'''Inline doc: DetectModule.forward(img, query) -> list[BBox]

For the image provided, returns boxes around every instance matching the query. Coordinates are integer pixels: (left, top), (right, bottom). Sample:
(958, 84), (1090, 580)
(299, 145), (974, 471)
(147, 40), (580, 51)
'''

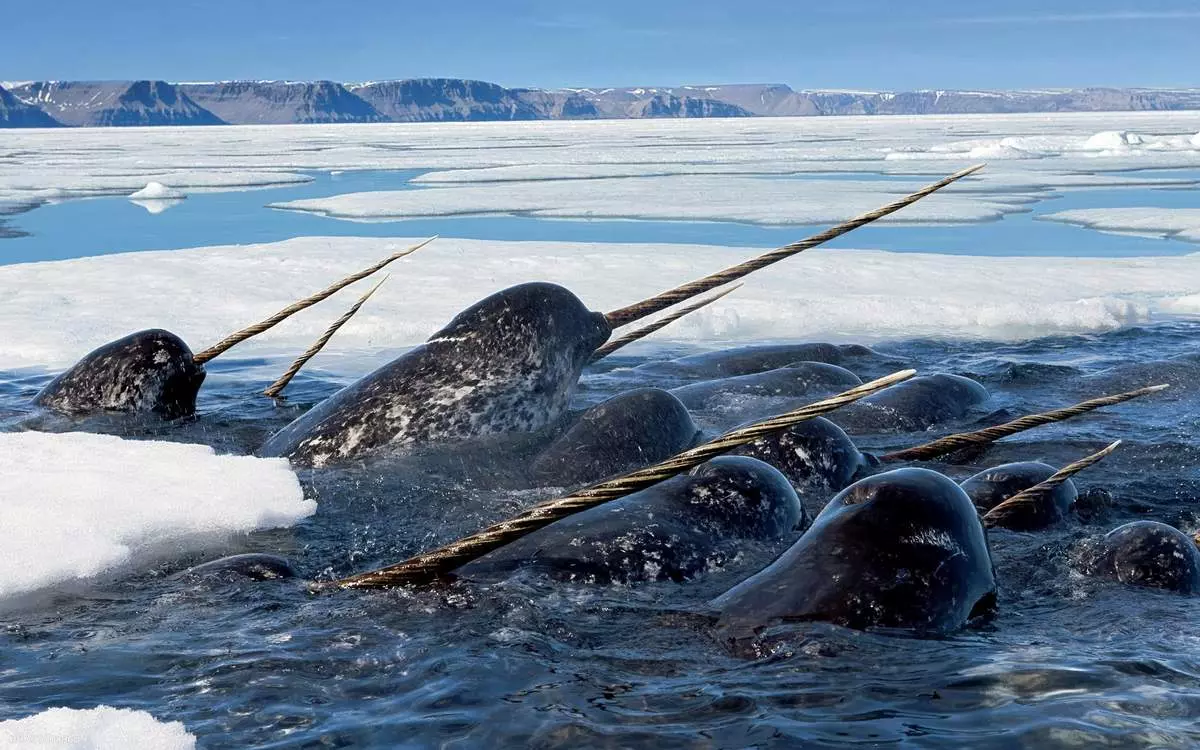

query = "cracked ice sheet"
(2, 111), (1200, 202)
(1041, 208), (1200, 244)
(1, 236), (1198, 373)
(268, 176), (1036, 225)
(0, 431), (312, 600)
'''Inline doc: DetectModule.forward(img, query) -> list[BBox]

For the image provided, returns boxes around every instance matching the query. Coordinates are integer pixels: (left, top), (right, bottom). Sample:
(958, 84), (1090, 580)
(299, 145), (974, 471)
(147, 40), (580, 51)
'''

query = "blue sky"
(2, 0), (1196, 89)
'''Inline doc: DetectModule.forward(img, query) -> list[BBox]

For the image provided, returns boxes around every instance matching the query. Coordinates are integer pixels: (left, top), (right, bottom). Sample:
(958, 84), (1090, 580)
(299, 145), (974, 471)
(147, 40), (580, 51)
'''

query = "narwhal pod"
(831, 373), (990, 433)
(960, 462), (1077, 531)
(632, 343), (877, 380)
(711, 468), (996, 636)
(34, 329), (206, 419)
(669, 362), (863, 413)
(1075, 521), (1200, 594)
(530, 388), (701, 487)
(459, 456), (806, 584)
(261, 283), (611, 467)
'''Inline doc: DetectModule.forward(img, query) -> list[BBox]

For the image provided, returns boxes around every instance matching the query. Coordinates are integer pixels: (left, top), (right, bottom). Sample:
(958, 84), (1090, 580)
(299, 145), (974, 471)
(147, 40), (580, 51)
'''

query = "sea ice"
(0, 706), (195, 750)
(1041, 208), (1200, 244)
(0, 431), (312, 600)
(0, 236), (1197, 373)
(128, 181), (187, 200)
(269, 176), (1031, 225)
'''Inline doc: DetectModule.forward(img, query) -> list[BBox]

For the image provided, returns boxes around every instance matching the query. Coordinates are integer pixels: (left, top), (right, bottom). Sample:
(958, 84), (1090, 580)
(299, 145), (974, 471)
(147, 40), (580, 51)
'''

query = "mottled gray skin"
(633, 343), (857, 380)
(259, 283), (610, 467)
(961, 461), (1077, 531)
(531, 388), (700, 487)
(1080, 521), (1200, 594)
(179, 553), (298, 582)
(730, 417), (868, 507)
(669, 362), (862, 412)
(713, 468), (997, 636)
(461, 456), (806, 584)
(833, 374), (990, 433)
(33, 329), (205, 419)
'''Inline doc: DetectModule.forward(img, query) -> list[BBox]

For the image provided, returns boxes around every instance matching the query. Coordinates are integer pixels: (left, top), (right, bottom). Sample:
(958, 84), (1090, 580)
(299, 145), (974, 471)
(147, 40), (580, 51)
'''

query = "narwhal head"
(34, 329), (206, 419)
(32, 239), (434, 420)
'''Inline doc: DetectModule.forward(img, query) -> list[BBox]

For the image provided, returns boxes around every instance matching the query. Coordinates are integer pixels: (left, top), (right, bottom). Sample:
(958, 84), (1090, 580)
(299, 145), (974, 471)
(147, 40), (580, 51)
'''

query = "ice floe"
(269, 176), (1033, 225)
(1042, 208), (1200, 244)
(0, 706), (194, 750)
(0, 431), (312, 600)
(0, 236), (1197, 372)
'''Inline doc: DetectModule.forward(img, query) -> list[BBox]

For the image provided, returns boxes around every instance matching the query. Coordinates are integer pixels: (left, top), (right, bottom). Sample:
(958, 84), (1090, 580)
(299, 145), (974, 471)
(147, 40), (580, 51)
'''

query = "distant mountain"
(179, 81), (386, 124)
(0, 85), (61, 127)
(4, 79), (1200, 127)
(350, 79), (544, 122)
(9, 80), (222, 126)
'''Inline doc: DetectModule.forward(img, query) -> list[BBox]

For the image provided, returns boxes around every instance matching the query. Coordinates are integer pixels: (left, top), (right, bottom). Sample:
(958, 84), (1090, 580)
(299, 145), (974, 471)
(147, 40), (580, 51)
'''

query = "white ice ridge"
(269, 176), (1033, 225)
(0, 706), (195, 750)
(128, 181), (187, 200)
(0, 236), (1198, 371)
(1041, 208), (1200, 244)
(0, 432), (313, 600)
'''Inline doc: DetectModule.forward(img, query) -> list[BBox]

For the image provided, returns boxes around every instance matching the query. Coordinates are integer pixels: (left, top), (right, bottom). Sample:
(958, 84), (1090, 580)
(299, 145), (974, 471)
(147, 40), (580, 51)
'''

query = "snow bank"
(128, 181), (186, 200)
(0, 236), (1197, 372)
(0, 432), (313, 599)
(0, 707), (194, 750)
(1042, 208), (1200, 243)
(270, 176), (1030, 225)
(887, 126), (1200, 167)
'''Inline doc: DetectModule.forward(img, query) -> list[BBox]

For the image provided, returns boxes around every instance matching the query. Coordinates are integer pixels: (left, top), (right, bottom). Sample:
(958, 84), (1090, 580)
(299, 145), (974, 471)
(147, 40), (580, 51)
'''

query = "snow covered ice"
(0, 707), (195, 750)
(1, 236), (1198, 373)
(0, 431), (313, 600)
(1042, 208), (1200, 244)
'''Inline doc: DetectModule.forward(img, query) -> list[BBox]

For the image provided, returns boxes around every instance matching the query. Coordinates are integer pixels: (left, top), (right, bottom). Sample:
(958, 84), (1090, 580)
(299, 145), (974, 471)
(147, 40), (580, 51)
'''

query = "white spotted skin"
(461, 456), (804, 584)
(713, 468), (996, 636)
(34, 329), (205, 419)
(260, 283), (610, 467)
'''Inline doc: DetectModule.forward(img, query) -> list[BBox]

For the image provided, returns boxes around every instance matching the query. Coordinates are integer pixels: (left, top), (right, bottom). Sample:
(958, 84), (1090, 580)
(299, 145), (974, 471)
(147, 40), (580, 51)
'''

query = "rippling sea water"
(3, 321), (1200, 748)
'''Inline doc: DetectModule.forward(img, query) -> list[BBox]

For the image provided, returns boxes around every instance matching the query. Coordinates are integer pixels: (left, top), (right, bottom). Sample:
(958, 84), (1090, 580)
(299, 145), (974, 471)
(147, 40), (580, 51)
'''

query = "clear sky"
(2, 0), (1196, 90)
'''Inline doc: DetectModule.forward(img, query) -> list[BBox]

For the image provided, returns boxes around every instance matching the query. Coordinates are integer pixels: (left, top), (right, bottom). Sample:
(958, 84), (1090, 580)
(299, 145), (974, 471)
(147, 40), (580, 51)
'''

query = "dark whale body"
(260, 283), (611, 467)
(461, 456), (806, 584)
(1079, 521), (1200, 594)
(34, 329), (205, 419)
(960, 461), (1077, 531)
(633, 343), (866, 380)
(731, 416), (868, 510)
(832, 373), (990, 433)
(531, 388), (700, 487)
(669, 362), (862, 413)
(180, 553), (298, 583)
(712, 468), (996, 636)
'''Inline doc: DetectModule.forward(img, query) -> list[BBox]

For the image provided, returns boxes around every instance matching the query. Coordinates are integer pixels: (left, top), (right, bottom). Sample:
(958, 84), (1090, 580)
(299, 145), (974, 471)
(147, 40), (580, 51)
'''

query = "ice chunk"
(1082, 130), (1145, 150)
(0, 706), (194, 750)
(128, 181), (186, 200)
(0, 432), (313, 599)
(1042, 208), (1200, 243)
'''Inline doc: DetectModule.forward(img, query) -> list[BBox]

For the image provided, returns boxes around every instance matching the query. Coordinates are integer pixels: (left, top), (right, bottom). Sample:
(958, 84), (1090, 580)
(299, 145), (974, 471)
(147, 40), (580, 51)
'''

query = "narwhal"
(261, 166), (984, 467)
(32, 238), (434, 419)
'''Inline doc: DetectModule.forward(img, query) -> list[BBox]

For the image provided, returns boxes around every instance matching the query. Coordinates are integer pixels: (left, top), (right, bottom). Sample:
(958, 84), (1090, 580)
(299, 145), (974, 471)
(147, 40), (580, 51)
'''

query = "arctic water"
(2, 113), (1200, 747)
